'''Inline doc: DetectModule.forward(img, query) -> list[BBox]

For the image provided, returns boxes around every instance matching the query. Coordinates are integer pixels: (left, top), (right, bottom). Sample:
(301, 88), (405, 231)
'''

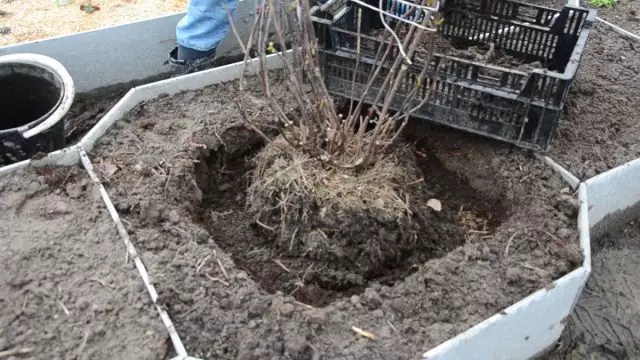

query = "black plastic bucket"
(0, 54), (74, 166)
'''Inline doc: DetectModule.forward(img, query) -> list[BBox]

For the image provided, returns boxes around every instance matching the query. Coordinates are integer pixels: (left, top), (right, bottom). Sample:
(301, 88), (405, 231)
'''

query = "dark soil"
(527, 0), (640, 356)
(380, 0), (640, 180)
(545, 214), (640, 360)
(58, 53), (278, 146)
(545, 0), (640, 179)
(198, 140), (499, 307)
(64, 89), (127, 143)
(90, 73), (582, 359)
(370, 25), (545, 73)
(0, 167), (168, 359)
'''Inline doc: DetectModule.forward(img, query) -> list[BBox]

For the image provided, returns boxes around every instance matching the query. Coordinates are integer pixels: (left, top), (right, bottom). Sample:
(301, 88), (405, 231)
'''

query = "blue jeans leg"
(176, 0), (239, 52)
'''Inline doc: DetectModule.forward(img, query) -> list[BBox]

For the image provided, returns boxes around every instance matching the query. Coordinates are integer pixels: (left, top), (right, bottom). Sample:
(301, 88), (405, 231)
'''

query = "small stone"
(65, 183), (84, 199)
(248, 299), (270, 317)
(556, 194), (580, 218)
(426, 198), (442, 212)
(195, 228), (210, 243)
(372, 309), (384, 318)
(167, 210), (181, 224)
(27, 181), (42, 194)
(563, 243), (583, 265)
(0, 337), (7, 350)
(280, 303), (295, 316)
(350, 295), (361, 305)
(378, 325), (392, 338)
(480, 245), (491, 260)
(304, 308), (327, 324)
(505, 267), (520, 283)
(560, 187), (571, 194)
(363, 288), (382, 309)
(50, 201), (71, 214)
(556, 228), (573, 239)
(344, 273), (365, 286)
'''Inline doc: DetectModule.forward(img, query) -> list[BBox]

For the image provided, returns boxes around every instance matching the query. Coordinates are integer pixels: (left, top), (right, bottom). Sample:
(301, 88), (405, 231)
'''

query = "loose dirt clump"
(90, 72), (583, 359)
(0, 166), (167, 360)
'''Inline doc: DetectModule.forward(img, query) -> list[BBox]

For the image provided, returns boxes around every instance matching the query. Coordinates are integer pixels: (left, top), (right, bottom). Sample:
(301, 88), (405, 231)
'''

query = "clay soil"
(89, 73), (582, 359)
(0, 166), (168, 359)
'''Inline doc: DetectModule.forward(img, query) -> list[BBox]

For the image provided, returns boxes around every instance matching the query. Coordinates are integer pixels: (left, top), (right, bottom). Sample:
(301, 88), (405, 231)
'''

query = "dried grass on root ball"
(248, 136), (416, 235)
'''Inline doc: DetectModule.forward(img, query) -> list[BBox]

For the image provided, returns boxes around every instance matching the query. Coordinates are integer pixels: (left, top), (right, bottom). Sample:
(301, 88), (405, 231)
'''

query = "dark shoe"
(167, 45), (217, 76)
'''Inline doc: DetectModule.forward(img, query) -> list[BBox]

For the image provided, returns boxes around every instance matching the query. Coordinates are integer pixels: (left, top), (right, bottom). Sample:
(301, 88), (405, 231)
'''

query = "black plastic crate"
(311, 0), (596, 151)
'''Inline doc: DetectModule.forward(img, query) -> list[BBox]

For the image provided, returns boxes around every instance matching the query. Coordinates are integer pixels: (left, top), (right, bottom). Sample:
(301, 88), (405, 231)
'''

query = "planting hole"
(192, 129), (506, 307)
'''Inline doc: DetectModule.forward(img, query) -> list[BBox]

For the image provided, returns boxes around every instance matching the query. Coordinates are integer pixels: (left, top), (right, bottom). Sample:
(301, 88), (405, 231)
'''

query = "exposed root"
(458, 206), (493, 243)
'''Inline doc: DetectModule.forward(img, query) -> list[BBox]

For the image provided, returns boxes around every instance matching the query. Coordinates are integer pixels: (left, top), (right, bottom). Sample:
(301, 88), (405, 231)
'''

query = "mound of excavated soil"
(0, 166), (167, 359)
(89, 72), (581, 359)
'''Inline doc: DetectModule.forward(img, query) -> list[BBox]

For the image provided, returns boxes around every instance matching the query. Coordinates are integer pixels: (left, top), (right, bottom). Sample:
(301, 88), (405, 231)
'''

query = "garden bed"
(88, 73), (582, 359)
(365, 0), (640, 180)
(0, 166), (167, 359)
(546, 0), (640, 179)
(548, 213), (640, 359)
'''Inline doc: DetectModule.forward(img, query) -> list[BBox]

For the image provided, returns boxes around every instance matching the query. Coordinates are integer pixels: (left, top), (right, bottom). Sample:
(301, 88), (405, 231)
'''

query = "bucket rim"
(0, 53), (75, 139)
(0, 63), (66, 136)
